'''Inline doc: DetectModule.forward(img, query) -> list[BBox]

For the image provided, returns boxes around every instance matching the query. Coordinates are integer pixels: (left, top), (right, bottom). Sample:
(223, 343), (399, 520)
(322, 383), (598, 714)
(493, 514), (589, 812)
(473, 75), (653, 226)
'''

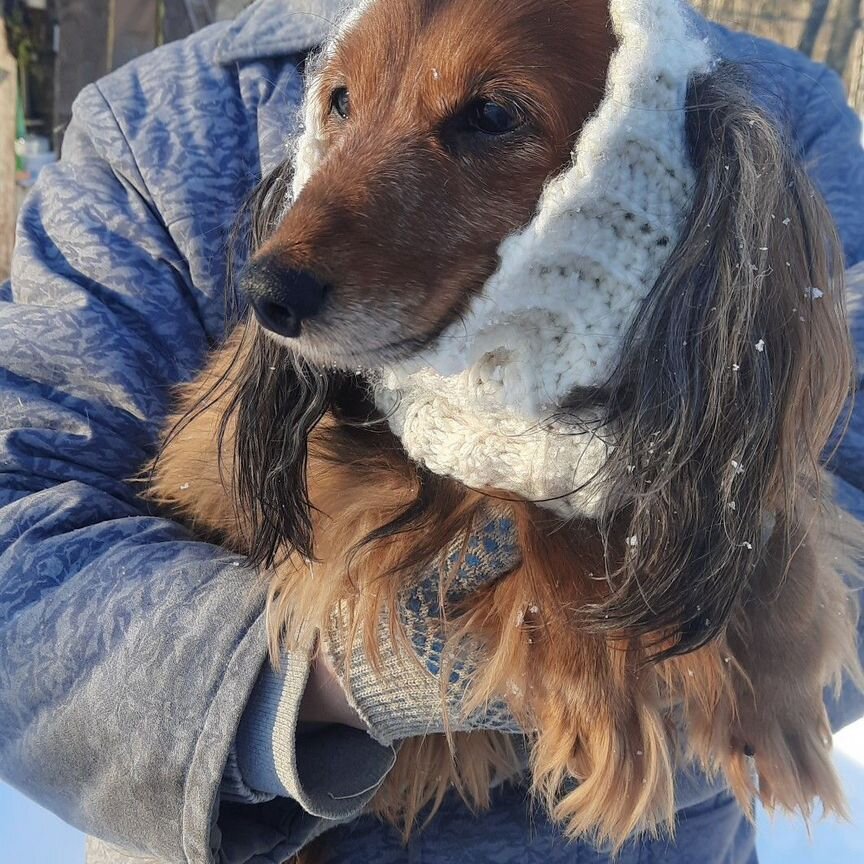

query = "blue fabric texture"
(315, 783), (758, 864)
(0, 2), (863, 863)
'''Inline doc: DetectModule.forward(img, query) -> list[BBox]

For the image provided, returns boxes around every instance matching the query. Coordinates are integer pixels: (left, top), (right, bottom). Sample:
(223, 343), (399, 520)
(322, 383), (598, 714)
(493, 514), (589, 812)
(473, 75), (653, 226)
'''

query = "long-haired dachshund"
(147, 0), (862, 852)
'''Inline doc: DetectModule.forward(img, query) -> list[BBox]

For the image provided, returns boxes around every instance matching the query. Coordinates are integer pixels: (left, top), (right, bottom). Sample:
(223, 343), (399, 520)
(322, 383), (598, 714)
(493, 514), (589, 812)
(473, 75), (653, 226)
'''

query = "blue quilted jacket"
(2, 2), (864, 863)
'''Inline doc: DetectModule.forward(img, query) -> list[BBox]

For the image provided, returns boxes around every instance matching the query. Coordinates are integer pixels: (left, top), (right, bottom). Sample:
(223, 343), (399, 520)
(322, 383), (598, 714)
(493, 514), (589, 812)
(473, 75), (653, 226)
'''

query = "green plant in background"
(5, 6), (32, 75)
(156, 1), (166, 47)
(4, 6), (31, 172)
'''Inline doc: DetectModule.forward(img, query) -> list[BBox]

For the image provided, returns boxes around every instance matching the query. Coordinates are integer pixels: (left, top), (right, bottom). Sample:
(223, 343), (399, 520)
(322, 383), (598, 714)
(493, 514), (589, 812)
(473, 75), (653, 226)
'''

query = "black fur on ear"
(224, 159), (296, 326)
(573, 63), (853, 658)
(159, 159), (338, 567)
(225, 160), (342, 568)
(221, 325), (335, 568)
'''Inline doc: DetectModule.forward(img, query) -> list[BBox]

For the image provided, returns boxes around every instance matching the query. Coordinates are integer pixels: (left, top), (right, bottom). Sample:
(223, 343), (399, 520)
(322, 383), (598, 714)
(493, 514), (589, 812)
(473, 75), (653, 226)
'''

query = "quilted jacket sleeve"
(797, 65), (864, 267)
(799, 71), (864, 731)
(796, 69), (864, 730)
(0, 55), (336, 864)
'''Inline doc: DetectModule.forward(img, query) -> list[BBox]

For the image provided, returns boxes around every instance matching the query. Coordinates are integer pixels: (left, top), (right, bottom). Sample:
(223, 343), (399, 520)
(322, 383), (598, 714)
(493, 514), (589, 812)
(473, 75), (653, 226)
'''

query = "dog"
(146, 0), (863, 852)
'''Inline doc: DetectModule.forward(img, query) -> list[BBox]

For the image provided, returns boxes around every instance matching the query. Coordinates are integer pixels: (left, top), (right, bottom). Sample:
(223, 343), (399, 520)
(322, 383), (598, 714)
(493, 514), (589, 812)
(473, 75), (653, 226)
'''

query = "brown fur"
(250, 0), (615, 370)
(147, 327), (862, 847)
(143, 0), (863, 854)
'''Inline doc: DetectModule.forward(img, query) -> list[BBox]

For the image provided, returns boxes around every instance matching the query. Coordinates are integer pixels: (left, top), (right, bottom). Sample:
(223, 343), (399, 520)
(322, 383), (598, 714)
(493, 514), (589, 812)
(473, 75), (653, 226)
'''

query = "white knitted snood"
(293, 0), (714, 517)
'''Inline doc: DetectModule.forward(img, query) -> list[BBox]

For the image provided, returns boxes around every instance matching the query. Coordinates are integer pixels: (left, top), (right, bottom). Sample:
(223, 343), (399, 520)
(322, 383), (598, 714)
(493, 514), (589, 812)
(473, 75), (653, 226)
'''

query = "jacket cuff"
(220, 745), (276, 805)
(235, 635), (397, 820)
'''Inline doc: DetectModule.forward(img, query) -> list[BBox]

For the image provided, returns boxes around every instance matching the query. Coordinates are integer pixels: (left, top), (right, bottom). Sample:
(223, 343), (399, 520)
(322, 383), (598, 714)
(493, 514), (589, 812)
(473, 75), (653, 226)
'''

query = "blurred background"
(1, 0), (863, 861)
(0, 0), (862, 279)
(0, 0), (249, 278)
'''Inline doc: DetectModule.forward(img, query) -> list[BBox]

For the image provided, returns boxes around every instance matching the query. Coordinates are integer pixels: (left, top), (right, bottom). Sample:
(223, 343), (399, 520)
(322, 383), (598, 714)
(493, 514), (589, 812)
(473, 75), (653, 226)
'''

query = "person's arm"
(227, 509), (523, 817)
(299, 651), (366, 728)
(0, 72), (392, 863)
(1, 44), (525, 864)
(794, 65), (864, 267)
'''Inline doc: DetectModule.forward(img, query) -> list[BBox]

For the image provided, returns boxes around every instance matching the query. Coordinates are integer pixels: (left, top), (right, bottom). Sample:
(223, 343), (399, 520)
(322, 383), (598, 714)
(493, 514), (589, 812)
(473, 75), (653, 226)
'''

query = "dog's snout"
(241, 258), (328, 338)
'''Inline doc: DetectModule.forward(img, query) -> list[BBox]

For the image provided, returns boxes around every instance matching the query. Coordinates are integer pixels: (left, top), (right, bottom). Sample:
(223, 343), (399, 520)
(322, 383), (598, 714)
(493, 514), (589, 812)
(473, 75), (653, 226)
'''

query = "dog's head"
(225, 0), (854, 658)
(241, 0), (615, 369)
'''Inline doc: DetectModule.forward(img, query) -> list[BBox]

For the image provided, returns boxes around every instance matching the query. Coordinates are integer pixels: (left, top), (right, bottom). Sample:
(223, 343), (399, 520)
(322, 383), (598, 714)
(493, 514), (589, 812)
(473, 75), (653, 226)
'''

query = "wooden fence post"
(845, 2), (864, 114)
(0, 19), (17, 282)
(691, 0), (864, 113)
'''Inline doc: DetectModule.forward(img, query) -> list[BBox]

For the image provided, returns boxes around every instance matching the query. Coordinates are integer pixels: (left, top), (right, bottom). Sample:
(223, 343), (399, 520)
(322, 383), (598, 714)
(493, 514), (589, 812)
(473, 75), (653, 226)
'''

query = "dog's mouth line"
(253, 289), (482, 370)
(330, 335), (433, 369)
(259, 326), (436, 370)
(284, 311), (469, 367)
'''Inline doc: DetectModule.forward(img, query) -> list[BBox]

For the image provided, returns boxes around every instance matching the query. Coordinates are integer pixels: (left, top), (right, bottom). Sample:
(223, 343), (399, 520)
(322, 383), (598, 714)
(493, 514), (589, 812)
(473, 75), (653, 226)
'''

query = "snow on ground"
(2, 719), (863, 863)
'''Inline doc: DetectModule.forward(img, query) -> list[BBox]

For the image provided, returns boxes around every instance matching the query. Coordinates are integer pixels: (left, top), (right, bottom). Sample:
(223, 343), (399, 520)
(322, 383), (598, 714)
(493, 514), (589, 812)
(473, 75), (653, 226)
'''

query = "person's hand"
(299, 645), (367, 729)
(320, 508), (523, 746)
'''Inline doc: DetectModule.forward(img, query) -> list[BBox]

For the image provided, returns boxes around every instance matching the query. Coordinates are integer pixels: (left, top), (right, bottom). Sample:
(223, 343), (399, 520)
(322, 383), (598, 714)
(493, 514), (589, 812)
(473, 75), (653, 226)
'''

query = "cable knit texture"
(292, 0), (713, 518)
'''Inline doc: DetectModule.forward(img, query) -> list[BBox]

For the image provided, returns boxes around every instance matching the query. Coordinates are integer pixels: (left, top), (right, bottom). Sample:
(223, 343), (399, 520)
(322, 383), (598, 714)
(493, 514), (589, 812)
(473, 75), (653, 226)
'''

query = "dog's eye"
(330, 87), (350, 119)
(465, 99), (524, 136)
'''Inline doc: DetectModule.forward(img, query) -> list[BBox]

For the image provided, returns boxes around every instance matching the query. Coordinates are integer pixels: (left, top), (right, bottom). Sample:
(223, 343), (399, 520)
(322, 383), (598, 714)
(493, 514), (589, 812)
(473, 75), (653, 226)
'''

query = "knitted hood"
(292, 0), (714, 517)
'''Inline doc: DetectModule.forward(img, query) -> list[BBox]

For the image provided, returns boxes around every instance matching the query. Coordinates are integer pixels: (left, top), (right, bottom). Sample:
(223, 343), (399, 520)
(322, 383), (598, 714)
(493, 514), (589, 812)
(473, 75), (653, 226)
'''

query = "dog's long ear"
(592, 64), (854, 657)
(227, 160), (337, 567)
(164, 160), (334, 567)
(221, 328), (333, 568)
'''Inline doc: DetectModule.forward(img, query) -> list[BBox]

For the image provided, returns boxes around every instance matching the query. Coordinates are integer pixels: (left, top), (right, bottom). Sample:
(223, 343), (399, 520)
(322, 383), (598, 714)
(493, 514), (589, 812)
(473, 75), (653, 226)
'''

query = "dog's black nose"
(241, 258), (327, 338)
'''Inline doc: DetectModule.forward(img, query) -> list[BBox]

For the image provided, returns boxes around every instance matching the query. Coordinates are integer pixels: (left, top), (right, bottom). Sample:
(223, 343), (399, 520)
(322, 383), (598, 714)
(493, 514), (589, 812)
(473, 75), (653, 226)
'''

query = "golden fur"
(147, 325), (862, 848)
(143, 0), (863, 855)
